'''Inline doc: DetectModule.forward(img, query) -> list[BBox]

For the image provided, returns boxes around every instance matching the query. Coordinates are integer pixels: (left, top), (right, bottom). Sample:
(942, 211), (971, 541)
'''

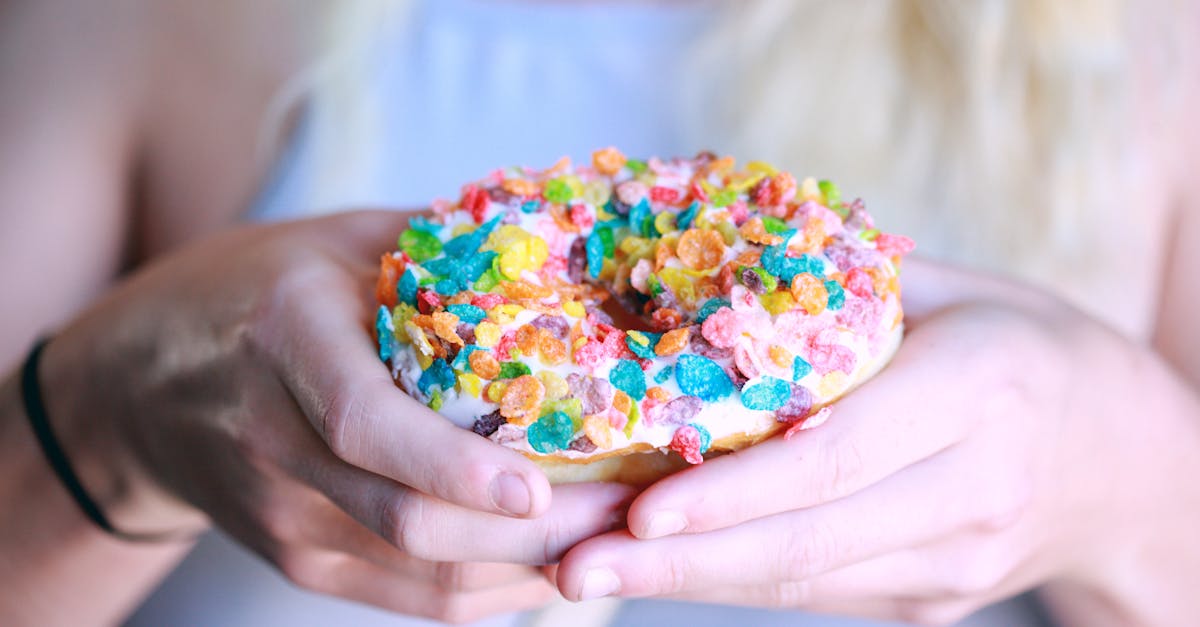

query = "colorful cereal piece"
(472, 411), (504, 437)
(792, 356), (813, 381)
(655, 327), (690, 356)
(417, 358), (457, 396)
(695, 297), (731, 324)
(398, 268), (418, 306)
(825, 279), (846, 310)
(445, 303), (486, 325)
(624, 331), (662, 359)
(675, 354), (734, 401)
(740, 376), (792, 411)
(468, 350), (501, 380)
(676, 228), (726, 271)
(669, 423), (710, 465)
(592, 147), (627, 176)
(609, 359), (647, 400)
(790, 273), (828, 316)
(497, 361), (532, 379)
(583, 413), (613, 449)
(527, 410), (575, 453)
(537, 370), (569, 401)
(398, 229), (443, 263)
(375, 306), (394, 362)
(499, 374), (545, 425)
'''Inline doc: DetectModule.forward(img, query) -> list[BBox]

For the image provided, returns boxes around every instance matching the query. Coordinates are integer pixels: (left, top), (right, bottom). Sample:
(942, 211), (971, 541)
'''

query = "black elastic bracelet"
(20, 338), (186, 543)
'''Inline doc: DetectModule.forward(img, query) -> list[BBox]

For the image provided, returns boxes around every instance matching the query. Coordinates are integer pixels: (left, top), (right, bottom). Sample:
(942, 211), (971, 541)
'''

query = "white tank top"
(131, 1), (1049, 625)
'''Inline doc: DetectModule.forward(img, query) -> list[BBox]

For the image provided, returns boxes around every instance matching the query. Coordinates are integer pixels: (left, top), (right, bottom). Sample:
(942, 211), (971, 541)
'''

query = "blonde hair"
(297, 0), (1182, 322)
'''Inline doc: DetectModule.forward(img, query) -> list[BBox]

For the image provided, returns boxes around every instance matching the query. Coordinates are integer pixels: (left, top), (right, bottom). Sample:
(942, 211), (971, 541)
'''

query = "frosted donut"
(375, 149), (913, 485)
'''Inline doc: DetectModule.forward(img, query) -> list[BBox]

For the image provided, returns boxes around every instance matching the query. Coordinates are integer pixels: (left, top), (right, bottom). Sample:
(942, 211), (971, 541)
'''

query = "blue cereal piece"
(677, 201), (700, 230)
(417, 358), (457, 396)
(654, 365), (673, 384)
(629, 199), (653, 238)
(695, 298), (731, 324)
(675, 354), (734, 401)
(792, 356), (813, 382)
(398, 268), (418, 306)
(445, 304), (486, 325)
(825, 280), (846, 310)
(609, 359), (647, 400)
(444, 214), (502, 257)
(625, 332), (662, 359)
(375, 305), (394, 362)
(521, 200), (541, 214)
(527, 410), (575, 453)
(740, 376), (792, 411)
(586, 230), (606, 279)
(408, 215), (442, 234)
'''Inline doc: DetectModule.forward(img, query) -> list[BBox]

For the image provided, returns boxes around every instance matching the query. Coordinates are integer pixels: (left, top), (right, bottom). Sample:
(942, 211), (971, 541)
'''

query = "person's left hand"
(551, 258), (1182, 625)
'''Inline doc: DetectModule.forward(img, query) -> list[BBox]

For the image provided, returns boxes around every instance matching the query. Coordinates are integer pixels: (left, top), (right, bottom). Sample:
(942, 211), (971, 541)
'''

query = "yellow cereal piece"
(654, 212), (676, 235)
(451, 223), (476, 237)
(817, 371), (850, 399)
(714, 221), (739, 246)
(626, 330), (650, 347)
(499, 236), (549, 279)
(760, 291), (797, 315)
(562, 301), (585, 318)
(458, 373), (482, 398)
(800, 177), (822, 203)
(728, 171), (766, 193)
(416, 352), (433, 370)
(485, 225), (532, 251)
(404, 321), (433, 357)
(573, 337), (588, 351)
(583, 179), (612, 206)
(746, 161), (779, 176)
(658, 268), (699, 309)
(768, 345), (793, 369)
(537, 371), (569, 401)
(485, 380), (508, 404)
(488, 303), (524, 325)
(474, 320), (501, 347)
(583, 414), (613, 449)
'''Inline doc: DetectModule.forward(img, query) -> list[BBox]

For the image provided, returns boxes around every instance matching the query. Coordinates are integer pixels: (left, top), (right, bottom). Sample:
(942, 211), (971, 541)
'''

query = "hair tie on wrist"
(20, 338), (193, 543)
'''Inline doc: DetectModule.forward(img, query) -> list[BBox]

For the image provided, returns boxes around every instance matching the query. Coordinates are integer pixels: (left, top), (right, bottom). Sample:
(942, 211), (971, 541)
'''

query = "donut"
(375, 149), (913, 485)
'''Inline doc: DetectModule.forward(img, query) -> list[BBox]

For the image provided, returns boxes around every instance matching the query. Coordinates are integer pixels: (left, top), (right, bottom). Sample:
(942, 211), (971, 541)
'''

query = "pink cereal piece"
(700, 307), (744, 348)
(729, 284), (759, 312)
(495, 332), (518, 361)
(630, 259), (653, 293)
(728, 200), (749, 225)
(669, 426), (705, 465)
(804, 329), (857, 376)
(569, 204), (595, 230)
(607, 408), (628, 432)
(568, 373), (615, 415)
(573, 339), (609, 369)
(472, 293), (507, 310)
(836, 293), (884, 335)
(845, 267), (874, 297)
(616, 181), (648, 206)
(733, 342), (762, 379)
(875, 233), (915, 257)
(784, 406), (832, 439)
(796, 200), (845, 236)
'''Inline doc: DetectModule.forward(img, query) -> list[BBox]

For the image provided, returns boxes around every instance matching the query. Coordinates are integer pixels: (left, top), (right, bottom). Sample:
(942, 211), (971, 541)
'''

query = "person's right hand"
(38, 210), (634, 622)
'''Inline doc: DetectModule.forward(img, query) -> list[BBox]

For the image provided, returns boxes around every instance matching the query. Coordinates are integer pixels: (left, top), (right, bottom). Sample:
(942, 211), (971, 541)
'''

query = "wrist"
(37, 334), (208, 537)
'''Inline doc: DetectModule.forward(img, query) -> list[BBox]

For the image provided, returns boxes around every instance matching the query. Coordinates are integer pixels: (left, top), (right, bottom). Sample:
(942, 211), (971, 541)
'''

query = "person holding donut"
(0, 1), (1198, 626)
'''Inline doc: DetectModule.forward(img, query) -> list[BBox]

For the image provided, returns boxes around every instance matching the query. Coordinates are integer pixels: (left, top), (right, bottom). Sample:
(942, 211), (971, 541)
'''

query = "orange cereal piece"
(469, 350), (501, 379)
(706, 155), (735, 176)
(612, 389), (632, 415)
(583, 414), (613, 449)
(376, 253), (405, 308)
(651, 308), (683, 332)
(500, 375), (545, 426)
(739, 217), (783, 245)
(646, 386), (669, 402)
(431, 311), (464, 346)
(790, 273), (829, 316)
(501, 281), (554, 300)
(735, 249), (762, 266)
(538, 334), (568, 365)
(501, 178), (541, 197)
(797, 218), (827, 254)
(515, 325), (540, 355)
(676, 229), (726, 271)
(654, 240), (674, 271)
(769, 345), (793, 368)
(717, 262), (735, 293)
(592, 147), (627, 176)
(655, 327), (691, 356)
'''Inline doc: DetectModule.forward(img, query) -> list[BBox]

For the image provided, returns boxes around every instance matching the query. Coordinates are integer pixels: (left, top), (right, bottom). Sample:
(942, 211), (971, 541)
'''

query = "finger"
(559, 452), (994, 600)
(264, 275), (553, 519)
(280, 549), (559, 624)
(286, 485), (546, 592)
(627, 320), (978, 538)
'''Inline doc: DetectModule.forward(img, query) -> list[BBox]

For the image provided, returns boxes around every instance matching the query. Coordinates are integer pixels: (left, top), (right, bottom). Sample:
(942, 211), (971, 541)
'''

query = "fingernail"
(489, 473), (531, 516)
(579, 567), (621, 600)
(641, 511), (687, 539)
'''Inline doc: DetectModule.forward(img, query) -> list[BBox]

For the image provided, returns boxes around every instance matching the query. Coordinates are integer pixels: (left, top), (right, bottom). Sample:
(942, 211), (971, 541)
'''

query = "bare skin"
(0, 0), (1197, 625)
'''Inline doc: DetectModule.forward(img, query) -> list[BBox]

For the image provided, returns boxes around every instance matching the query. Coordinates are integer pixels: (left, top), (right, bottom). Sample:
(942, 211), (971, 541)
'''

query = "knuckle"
(818, 437), (867, 503)
(764, 580), (812, 608)
(379, 489), (425, 555)
(655, 553), (694, 594)
(777, 520), (840, 580)
(435, 562), (469, 592)
(257, 500), (303, 544)
(940, 551), (1010, 598)
(973, 485), (1030, 534)
(276, 550), (333, 593)
(320, 385), (369, 463)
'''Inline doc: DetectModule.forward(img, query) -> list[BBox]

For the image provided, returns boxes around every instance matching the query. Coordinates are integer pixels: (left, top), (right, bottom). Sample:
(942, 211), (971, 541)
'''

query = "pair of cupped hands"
(41, 210), (1163, 625)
